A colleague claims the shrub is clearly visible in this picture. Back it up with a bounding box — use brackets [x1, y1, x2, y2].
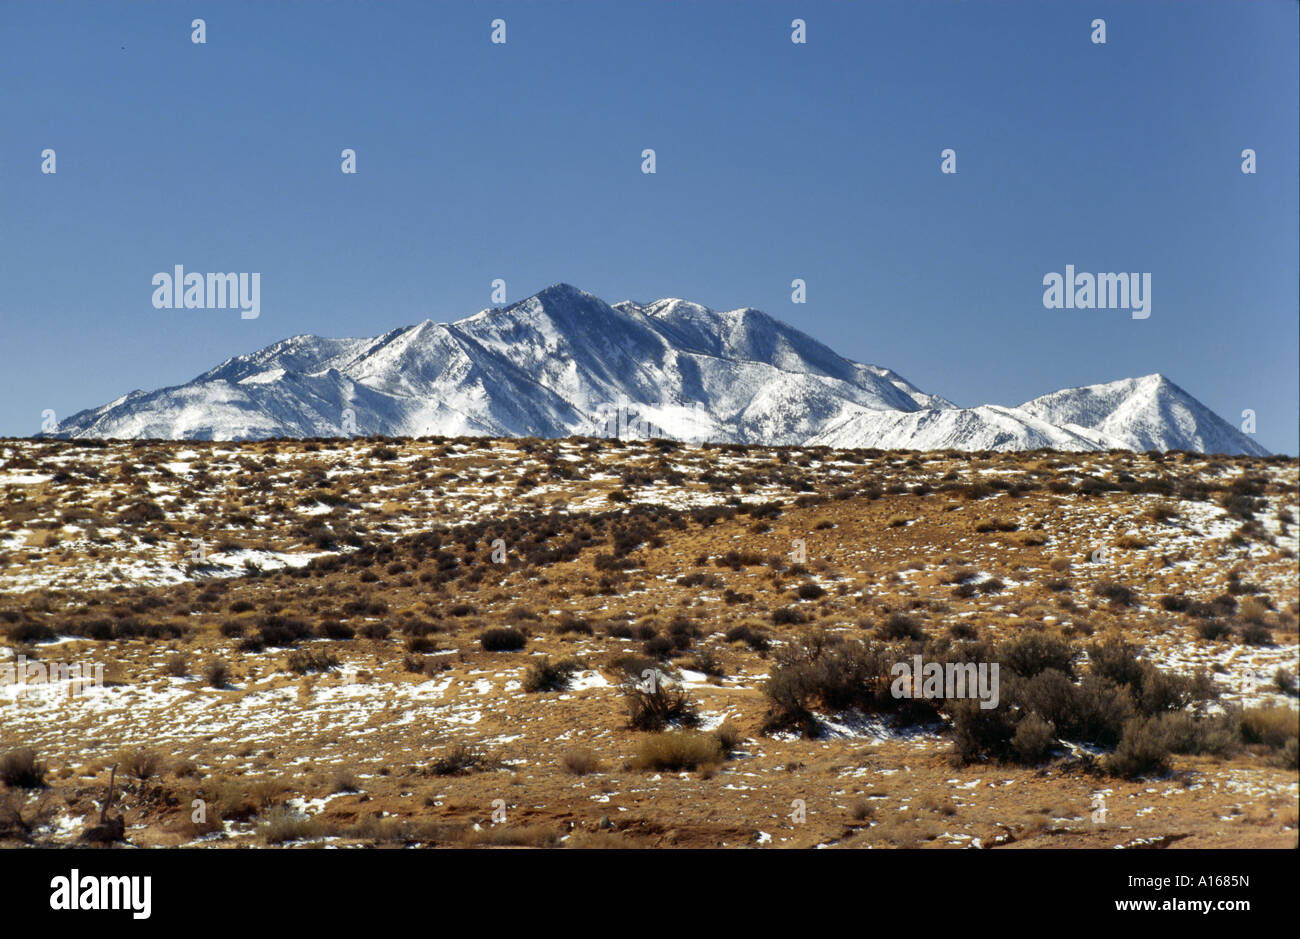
[623, 676, 698, 731]
[1157, 711, 1239, 758]
[118, 747, 164, 781]
[631, 731, 724, 772]
[480, 627, 526, 652]
[1238, 622, 1273, 646]
[1087, 641, 1145, 688]
[1011, 712, 1056, 763]
[1069, 674, 1134, 747]
[724, 624, 769, 651]
[560, 748, 601, 776]
[287, 649, 338, 674]
[1274, 668, 1298, 697]
[1015, 669, 1080, 733]
[523, 656, 581, 693]
[848, 798, 875, 822]
[1237, 596, 1269, 623]
[1143, 502, 1178, 523]
[761, 634, 917, 737]
[878, 613, 926, 641]
[643, 635, 674, 658]
[331, 771, 361, 794]
[258, 806, 323, 844]
[973, 518, 1018, 533]
[555, 614, 594, 636]
[949, 697, 1019, 764]
[796, 582, 826, 601]
[204, 659, 231, 688]
[771, 607, 804, 626]
[999, 632, 1076, 678]
[430, 743, 499, 776]
[0, 749, 46, 789]
[7, 622, 54, 643]
[1095, 582, 1136, 607]
[1240, 705, 1299, 750]
[318, 619, 355, 640]
[1277, 737, 1300, 770]
[1107, 716, 1172, 779]
[1159, 595, 1190, 612]
[254, 615, 314, 648]
[713, 722, 743, 754]
[688, 647, 725, 677]
[1195, 620, 1233, 641]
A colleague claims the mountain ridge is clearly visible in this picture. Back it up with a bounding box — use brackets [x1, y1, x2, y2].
[48, 283, 1267, 455]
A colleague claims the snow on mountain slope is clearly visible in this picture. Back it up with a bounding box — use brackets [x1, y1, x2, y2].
[807, 404, 1116, 452]
[48, 284, 1266, 454]
[1015, 374, 1269, 457]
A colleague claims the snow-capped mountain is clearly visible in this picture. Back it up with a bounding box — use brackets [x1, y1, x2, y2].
[49, 284, 1267, 455]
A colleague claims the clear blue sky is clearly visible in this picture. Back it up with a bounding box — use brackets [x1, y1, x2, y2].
[2, 1, 1296, 452]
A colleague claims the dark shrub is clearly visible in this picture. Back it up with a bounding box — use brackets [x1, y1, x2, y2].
[555, 614, 593, 636]
[796, 583, 826, 601]
[0, 748, 46, 788]
[204, 659, 231, 688]
[523, 656, 581, 693]
[1088, 641, 1145, 688]
[1209, 594, 1238, 617]
[950, 697, 1019, 764]
[772, 607, 804, 626]
[1067, 674, 1133, 747]
[878, 613, 926, 641]
[318, 619, 355, 640]
[430, 743, 498, 776]
[1238, 622, 1273, 646]
[1096, 582, 1136, 607]
[623, 676, 698, 731]
[480, 627, 526, 651]
[724, 624, 770, 651]
[643, 635, 674, 658]
[998, 633, 1076, 678]
[1195, 619, 1233, 641]
[1011, 712, 1057, 763]
[7, 622, 54, 643]
[1107, 716, 1172, 778]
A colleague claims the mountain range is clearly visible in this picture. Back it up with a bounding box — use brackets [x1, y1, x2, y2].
[49, 283, 1267, 455]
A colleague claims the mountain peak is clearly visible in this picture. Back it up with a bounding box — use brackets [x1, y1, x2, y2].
[532, 282, 594, 303]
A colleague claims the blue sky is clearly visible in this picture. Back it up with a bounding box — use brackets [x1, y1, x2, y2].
[2, 0, 1296, 452]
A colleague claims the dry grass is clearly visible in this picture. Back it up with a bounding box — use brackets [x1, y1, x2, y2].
[631, 731, 724, 772]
